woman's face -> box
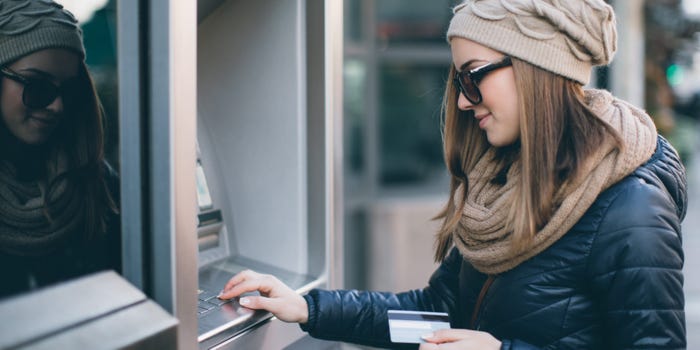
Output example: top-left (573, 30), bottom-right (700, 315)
top-left (450, 38), bottom-right (520, 147)
top-left (0, 48), bottom-right (80, 146)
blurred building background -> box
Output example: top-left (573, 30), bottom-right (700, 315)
top-left (340, 0), bottom-right (700, 348)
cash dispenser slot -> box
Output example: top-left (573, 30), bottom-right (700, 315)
top-left (198, 210), bottom-right (223, 251)
top-left (198, 210), bottom-right (222, 227)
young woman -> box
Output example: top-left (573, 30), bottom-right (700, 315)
top-left (0, 1), bottom-right (120, 298)
top-left (219, 0), bottom-right (686, 349)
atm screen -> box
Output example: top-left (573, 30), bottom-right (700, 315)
top-left (195, 161), bottom-right (213, 211)
top-left (195, 157), bottom-right (223, 253)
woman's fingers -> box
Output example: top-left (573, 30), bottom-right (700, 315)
top-left (421, 329), bottom-right (501, 350)
top-left (422, 329), bottom-right (471, 343)
top-left (218, 279), bottom-right (263, 299)
top-left (216, 269), bottom-right (309, 324)
top-left (219, 270), bottom-right (276, 299)
top-left (237, 295), bottom-right (270, 310)
top-left (221, 269), bottom-right (261, 294)
top-left (237, 294), bottom-right (308, 323)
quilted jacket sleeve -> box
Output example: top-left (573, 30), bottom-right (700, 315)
top-left (500, 339), bottom-right (542, 349)
top-left (586, 175), bottom-right (685, 349)
top-left (299, 247), bottom-right (463, 349)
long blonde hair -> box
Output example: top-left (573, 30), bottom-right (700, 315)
top-left (434, 57), bottom-right (621, 262)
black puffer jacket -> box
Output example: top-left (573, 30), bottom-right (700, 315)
top-left (301, 136), bottom-right (686, 349)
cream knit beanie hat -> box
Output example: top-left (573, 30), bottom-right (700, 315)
top-left (447, 0), bottom-right (617, 85)
top-left (0, 0), bottom-right (85, 67)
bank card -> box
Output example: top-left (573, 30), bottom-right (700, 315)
top-left (387, 310), bottom-right (450, 344)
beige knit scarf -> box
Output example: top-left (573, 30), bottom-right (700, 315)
top-left (453, 89), bottom-right (658, 274)
top-left (0, 153), bottom-right (83, 257)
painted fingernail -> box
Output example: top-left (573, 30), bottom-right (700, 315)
top-left (240, 297), bottom-right (250, 305)
top-left (421, 333), bottom-right (434, 340)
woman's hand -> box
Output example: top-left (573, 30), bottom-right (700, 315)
top-left (218, 269), bottom-right (309, 324)
top-left (419, 329), bottom-right (501, 350)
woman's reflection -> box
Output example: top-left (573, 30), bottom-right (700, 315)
top-left (0, 0), bottom-right (120, 299)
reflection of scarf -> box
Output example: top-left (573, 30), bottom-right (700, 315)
top-left (454, 89), bottom-right (658, 274)
top-left (0, 155), bottom-right (83, 256)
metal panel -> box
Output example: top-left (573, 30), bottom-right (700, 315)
top-left (171, 0), bottom-right (200, 346)
top-left (325, 0), bottom-right (345, 290)
top-left (19, 301), bottom-right (177, 350)
top-left (148, 1), bottom-right (199, 348)
top-left (0, 272), bottom-right (145, 349)
top-left (148, 0), bottom-right (174, 312)
top-left (117, 0), bottom-right (145, 291)
top-left (307, 0), bottom-right (345, 288)
top-left (119, 1), bottom-right (199, 349)
top-left (209, 317), bottom-right (340, 350)
top-left (307, 0), bottom-right (328, 280)
top-left (0, 272), bottom-right (177, 350)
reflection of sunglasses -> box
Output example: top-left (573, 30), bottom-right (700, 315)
top-left (0, 67), bottom-right (77, 109)
top-left (453, 56), bottom-right (512, 105)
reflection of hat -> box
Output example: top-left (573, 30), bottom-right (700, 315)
top-left (447, 0), bottom-right (617, 85)
top-left (0, 0), bottom-right (85, 67)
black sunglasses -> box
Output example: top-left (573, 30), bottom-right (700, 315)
top-left (453, 56), bottom-right (512, 105)
top-left (0, 67), bottom-right (76, 109)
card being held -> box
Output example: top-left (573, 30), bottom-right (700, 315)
top-left (388, 310), bottom-right (451, 344)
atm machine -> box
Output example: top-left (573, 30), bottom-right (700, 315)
top-left (117, 0), bottom-right (343, 348)
top-left (191, 0), bottom-right (344, 348)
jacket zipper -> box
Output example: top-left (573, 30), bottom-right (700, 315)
top-left (470, 275), bottom-right (495, 329)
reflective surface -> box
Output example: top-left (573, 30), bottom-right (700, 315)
top-left (78, 0), bottom-right (119, 168)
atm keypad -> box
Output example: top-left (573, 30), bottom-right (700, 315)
top-left (197, 289), bottom-right (219, 301)
top-left (197, 289), bottom-right (233, 316)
